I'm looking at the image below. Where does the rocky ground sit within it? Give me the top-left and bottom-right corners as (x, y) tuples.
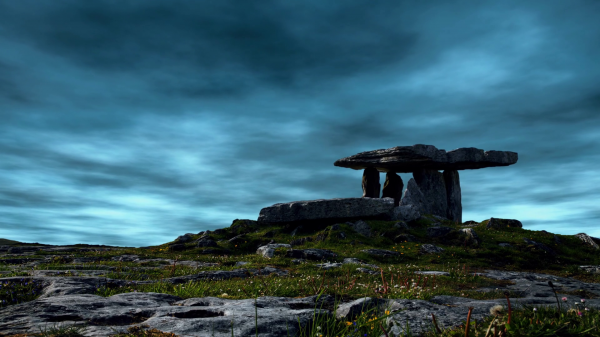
(1, 214), (600, 336)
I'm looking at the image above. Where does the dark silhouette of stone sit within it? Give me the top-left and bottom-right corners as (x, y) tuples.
(443, 169), (461, 223)
(362, 167), (380, 198)
(381, 172), (403, 207)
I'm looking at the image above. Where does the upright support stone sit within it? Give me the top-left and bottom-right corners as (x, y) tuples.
(413, 169), (448, 219)
(381, 172), (403, 207)
(362, 167), (380, 198)
(399, 178), (427, 213)
(443, 169), (462, 224)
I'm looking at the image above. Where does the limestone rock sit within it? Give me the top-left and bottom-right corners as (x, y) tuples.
(399, 178), (427, 213)
(334, 144), (518, 172)
(413, 169), (448, 219)
(257, 198), (395, 225)
(381, 172), (403, 206)
(195, 237), (219, 248)
(419, 244), (445, 255)
(173, 233), (195, 244)
(390, 204), (421, 223)
(285, 249), (337, 261)
(362, 167), (380, 198)
(575, 233), (600, 250)
(486, 218), (523, 229)
(346, 220), (372, 238)
(443, 169), (462, 223)
(360, 249), (400, 258)
(523, 238), (557, 256)
(393, 234), (419, 243)
(459, 228), (481, 246)
(256, 243), (291, 259)
(427, 226), (455, 238)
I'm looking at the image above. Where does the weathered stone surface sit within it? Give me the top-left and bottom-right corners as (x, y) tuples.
(346, 220), (373, 238)
(390, 204), (421, 222)
(3, 268), (600, 337)
(399, 178), (427, 212)
(443, 169), (461, 223)
(486, 218), (523, 229)
(419, 244), (445, 255)
(257, 198), (395, 225)
(413, 169), (448, 219)
(334, 144), (518, 172)
(459, 228), (481, 246)
(523, 238), (557, 256)
(362, 167), (380, 198)
(575, 233), (600, 250)
(381, 172), (403, 207)
(426, 226), (455, 238)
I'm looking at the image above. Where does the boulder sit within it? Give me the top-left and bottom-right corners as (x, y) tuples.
(346, 220), (373, 238)
(575, 233), (600, 250)
(257, 198), (395, 225)
(419, 244), (445, 255)
(195, 237), (219, 248)
(486, 218), (523, 230)
(362, 167), (380, 198)
(334, 144), (518, 172)
(381, 172), (403, 207)
(443, 169), (462, 223)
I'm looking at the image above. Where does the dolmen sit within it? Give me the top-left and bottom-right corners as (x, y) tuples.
(258, 144), (517, 227)
(334, 144), (518, 223)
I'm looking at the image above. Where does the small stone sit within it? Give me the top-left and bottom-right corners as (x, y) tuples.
(486, 218), (523, 229)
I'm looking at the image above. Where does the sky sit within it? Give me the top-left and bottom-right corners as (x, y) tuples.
(1, 1), (599, 248)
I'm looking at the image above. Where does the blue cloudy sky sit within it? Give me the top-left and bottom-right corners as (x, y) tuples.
(1, 0), (599, 248)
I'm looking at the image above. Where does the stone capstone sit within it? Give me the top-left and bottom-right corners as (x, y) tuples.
(257, 198), (395, 225)
(334, 144), (518, 172)
(381, 172), (403, 207)
(362, 167), (380, 198)
(413, 169), (448, 219)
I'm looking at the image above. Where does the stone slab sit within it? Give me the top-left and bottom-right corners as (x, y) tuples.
(334, 144), (518, 172)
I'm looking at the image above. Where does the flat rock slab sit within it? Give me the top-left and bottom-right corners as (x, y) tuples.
(334, 144), (518, 172)
(1, 269), (600, 337)
(258, 197), (395, 225)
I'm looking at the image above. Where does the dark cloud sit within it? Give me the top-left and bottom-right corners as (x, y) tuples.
(0, 0), (598, 247)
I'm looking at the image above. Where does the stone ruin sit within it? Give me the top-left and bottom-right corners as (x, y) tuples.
(334, 144), (518, 224)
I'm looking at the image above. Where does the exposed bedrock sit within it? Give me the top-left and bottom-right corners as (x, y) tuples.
(381, 172), (403, 207)
(361, 167), (380, 198)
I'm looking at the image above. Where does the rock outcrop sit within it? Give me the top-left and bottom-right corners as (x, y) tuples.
(257, 198), (395, 225)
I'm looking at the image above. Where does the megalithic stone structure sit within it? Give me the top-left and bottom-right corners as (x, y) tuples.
(334, 144), (518, 223)
(381, 172), (403, 207)
(362, 167), (380, 198)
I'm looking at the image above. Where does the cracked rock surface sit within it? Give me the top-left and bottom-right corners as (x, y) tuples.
(1, 267), (600, 336)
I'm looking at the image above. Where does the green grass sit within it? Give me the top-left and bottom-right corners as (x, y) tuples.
(1, 215), (600, 336)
